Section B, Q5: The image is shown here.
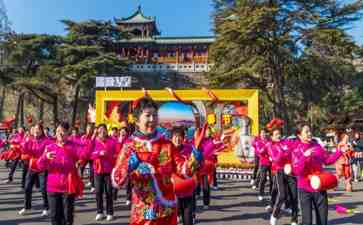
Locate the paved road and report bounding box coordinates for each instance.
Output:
[0,162,362,225]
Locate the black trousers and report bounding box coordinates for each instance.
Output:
[126,180,132,202]
[271,171,298,223]
[21,161,29,189]
[48,192,75,225]
[196,175,210,206]
[212,166,218,187]
[8,159,19,181]
[80,160,94,187]
[252,155,260,180]
[95,173,113,215]
[258,165,272,196]
[24,170,48,210]
[178,195,195,225]
[299,189,328,225]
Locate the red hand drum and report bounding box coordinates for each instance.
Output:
[172,174,197,198]
[310,172,338,191]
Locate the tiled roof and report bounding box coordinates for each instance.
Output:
[117,36,215,44]
[117,6,155,24]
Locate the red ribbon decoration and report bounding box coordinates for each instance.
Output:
[165,88,192,105]
[202,87,219,103]
[194,122,208,149]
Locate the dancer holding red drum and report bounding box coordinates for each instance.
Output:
[292,123,342,225]
[170,126,197,225]
[91,124,117,221]
[37,122,90,225]
[266,119,298,225]
[19,123,53,217]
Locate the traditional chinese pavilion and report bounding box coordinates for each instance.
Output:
[115,6,215,73]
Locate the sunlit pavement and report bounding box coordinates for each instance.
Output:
[0,161,362,225]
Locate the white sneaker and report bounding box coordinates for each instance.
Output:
[252,185,257,190]
[3,179,11,184]
[282,208,292,214]
[291,222,297,225]
[258,195,263,201]
[106,215,113,221]
[95,213,104,221]
[250,179,255,185]
[18,208,30,216]
[125,200,131,206]
[41,210,49,217]
[265,205,272,212]
[270,215,277,225]
[211,186,219,191]
[90,187,96,193]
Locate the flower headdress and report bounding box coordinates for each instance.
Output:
[266,118,284,132]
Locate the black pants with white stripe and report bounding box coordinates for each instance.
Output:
[258,165,272,196]
[271,170,298,223]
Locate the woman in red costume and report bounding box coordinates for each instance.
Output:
[336,133,354,192]
[111,97,202,225]
[170,126,197,225]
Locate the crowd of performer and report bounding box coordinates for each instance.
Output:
[0,96,362,225]
[250,119,363,225]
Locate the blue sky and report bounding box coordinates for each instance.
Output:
[4,0,363,44]
[159,102,195,122]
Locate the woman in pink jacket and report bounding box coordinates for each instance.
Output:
[37,122,90,225]
[292,123,342,225]
[251,129,271,199]
[91,124,117,221]
[266,119,298,225]
[19,123,53,217]
[80,124,96,192]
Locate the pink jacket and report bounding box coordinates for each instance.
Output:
[9,133,25,146]
[68,134,82,144]
[252,137,270,166]
[22,136,53,172]
[292,140,342,192]
[37,140,90,193]
[22,136,53,158]
[267,139,297,172]
[199,138,224,160]
[91,137,117,174]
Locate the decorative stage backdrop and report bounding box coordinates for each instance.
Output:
[95,89,259,178]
